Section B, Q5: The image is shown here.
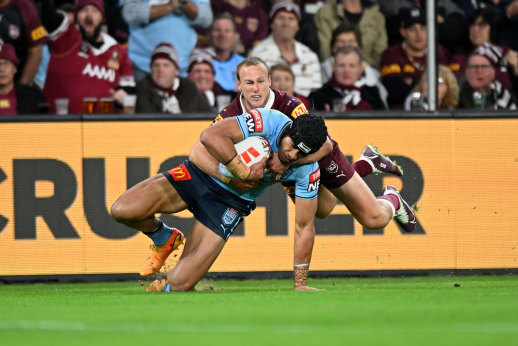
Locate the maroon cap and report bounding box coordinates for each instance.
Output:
[75,0,105,17]
[0,44,18,66]
[151,42,179,69]
[188,49,214,73]
[470,42,505,70]
[269,1,301,22]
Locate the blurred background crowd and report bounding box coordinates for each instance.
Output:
[0,0,517,115]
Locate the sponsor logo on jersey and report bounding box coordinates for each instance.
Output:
[222,208,239,226]
[107,51,120,70]
[0,99,11,109]
[403,64,416,74]
[244,109,263,133]
[325,160,338,174]
[291,103,307,118]
[307,168,320,192]
[82,63,116,82]
[381,64,401,76]
[168,164,191,181]
[31,26,46,42]
[214,114,223,123]
[240,147,261,165]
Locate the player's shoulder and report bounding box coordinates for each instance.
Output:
[272,90,308,119]
[214,96,241,122]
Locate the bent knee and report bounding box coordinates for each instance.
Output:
[110,200,131,223]
[357,213,388,230]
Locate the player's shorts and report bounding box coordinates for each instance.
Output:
[163,160,256,241]
[281,139,355,197]
[318,139,355,189]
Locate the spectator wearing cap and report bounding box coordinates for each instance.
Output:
[379,7,451,109]
[309,46,386,111]
[458,50,517,109]
[0,0,47,84]
[0,43,46,115]
[210,0,268,55]
[449,8,518,93]
[315,0,387,69]
[120,0,212,80]
[40,0,135,114]
[207,13,244,92]
[248,1,321,97]
[135,42,213,114]
[379,1,467,51]
[187,48,237,111]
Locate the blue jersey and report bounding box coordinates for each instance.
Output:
[214,108,321,201]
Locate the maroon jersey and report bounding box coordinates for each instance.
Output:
[380,43,450,81]
[214,89,308,123]
[0,87,17,115]
[0,0,47,80]
[43,17,135,114]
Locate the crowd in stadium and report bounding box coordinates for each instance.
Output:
[0,0,517,115]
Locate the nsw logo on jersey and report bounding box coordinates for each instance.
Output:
[82,63,116,82]
[244,109,263,133]
[307,168,320,192]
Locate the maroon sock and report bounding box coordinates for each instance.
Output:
[377,194,400,211]
[352,160,373,177]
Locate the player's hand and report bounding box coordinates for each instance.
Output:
[265,152,289,181]
[245,156,268,182]
[294,285,326,291]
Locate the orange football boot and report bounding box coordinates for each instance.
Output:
[139,228,184,276]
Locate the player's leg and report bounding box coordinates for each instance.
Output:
[111,173,188,276]
[315,185,337,219]
[352,144,403,177]
[330,173,393,229]
[166,220,227,291]
[111,173,188,231]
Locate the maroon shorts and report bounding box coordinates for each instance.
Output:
[282,140,355,196]
[317,140,355,189]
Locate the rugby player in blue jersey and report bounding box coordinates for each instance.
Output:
[110,109,328,292]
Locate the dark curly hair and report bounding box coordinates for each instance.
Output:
[284,113,328,155]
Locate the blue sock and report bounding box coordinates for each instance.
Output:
[164,283,171,292]
[144,219,173,246]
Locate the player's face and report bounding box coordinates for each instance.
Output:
[189,63,214,92]
[465,55,495,92]
[270,12,299,41]
[0,59,16,87]
[210,18,237,53]
[271,70,294,95]
[469,17,491,47]
[332,32,358,53]
[278,136,305,164]
[237,64,271,111]
[151,58,178,89]
[76,5,104,40]
[401,23,427,52]
[334,52,364,86]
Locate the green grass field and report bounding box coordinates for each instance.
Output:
[1,275,517,345]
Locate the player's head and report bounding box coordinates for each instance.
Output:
[278,113,328,163]
[236,57,272,111]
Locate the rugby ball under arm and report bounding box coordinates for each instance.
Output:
[220,136,271,178]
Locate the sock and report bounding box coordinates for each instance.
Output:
[352,160,373,177]
[144,219,173,246]
[164,283,171,292]
[377,195,400,217]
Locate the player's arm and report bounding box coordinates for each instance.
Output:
[200,117,265,182]
[293,197,323,291]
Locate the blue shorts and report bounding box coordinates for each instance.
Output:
[163,160,256,241]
